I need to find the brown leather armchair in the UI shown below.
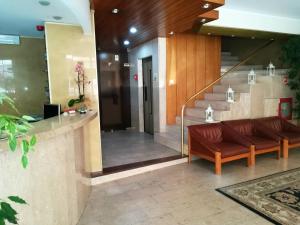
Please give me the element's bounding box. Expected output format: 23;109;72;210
223;119;281;165
188;123;254;175
256;116;300;158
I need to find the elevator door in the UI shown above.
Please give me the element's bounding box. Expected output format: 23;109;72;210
142;57;154;135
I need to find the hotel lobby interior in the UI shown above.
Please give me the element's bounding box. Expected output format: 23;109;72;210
0;0;300;225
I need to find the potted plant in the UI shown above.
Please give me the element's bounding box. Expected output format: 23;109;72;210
0;94;36;224
282;37;300;119
67;61;91;112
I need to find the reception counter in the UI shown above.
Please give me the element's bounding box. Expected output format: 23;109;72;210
0;111;98;225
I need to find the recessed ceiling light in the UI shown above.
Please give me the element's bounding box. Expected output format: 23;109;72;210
112;8;119;14
124;40;130;46
38;0;50;6
203;3;210;9
201;18;206;23
208;33;211;35
169;31;175;35
130;27;138;34
231;34;235;37
53;16;63;20
251;36;255;39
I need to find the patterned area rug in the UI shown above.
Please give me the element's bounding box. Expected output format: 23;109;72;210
217;168;300;225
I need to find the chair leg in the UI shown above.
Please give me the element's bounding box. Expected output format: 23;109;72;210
276;148;281;160
188;133;191;164
188;152;192;164
248;145;255;166
282;139;289;159
215;152;222;175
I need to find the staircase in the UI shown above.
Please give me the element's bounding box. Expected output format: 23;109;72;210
154;51;290;152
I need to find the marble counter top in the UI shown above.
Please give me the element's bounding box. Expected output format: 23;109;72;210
0;110;97;150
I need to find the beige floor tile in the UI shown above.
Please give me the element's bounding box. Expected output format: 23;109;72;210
78;150;300;225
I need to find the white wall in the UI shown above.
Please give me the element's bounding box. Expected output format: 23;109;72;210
128;38;166;133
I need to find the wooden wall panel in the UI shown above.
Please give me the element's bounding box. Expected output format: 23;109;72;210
176;35;187;116
166;34;221;125
166;37;177;124
186;35;196;107
196;35;206;100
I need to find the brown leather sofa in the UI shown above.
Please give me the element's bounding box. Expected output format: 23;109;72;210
188;123;254;175
223;119;281;165
256;116;300;158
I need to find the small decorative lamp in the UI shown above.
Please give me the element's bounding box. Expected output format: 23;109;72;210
205;104;214;123
226;85;235;103
267;62;276;76
248;69;256;85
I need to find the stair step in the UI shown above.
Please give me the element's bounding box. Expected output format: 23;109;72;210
220;77;249;85
213;84;250;93
221;61;240;66
222;69;288;77
221;55;239;61
176;116;220;126
221;65;264;73
205;93;240;101
154;126;189;152
195;100;231;110
221;52;231;56
185;107;227;120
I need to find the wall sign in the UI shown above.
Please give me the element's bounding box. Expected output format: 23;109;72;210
279;97;293;120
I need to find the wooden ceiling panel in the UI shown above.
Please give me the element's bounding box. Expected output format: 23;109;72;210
93;0;224;52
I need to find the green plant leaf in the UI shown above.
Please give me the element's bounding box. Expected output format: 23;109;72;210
0;202;17;216
21;155;28;169
0;217;4;225
68;99;76;107
8;196;26;205
21;140;29;154
29;136;37;147
0;202;18;223
8;137;17;152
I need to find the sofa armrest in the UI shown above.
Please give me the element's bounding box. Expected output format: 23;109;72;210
254;123;282;142
222;125;252;147
188;129;219;156
282;120;300;133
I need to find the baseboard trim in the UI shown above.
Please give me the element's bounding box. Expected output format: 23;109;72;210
91;157;188;186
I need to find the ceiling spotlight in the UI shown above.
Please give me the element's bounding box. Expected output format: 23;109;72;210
251;36;256;39
231;34;235;37
130;27;138;34
203;3;210;9
208;33;211;35
201;18;206;23
169;31;175;35
53;16;63;20
112;8;119;14
124;40;130;46
38;0;50;6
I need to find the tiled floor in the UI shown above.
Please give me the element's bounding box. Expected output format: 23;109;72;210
79;150;300;225
101;130;180;168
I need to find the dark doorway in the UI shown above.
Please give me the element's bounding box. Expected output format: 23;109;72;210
98;51;131;131
142;57;154;135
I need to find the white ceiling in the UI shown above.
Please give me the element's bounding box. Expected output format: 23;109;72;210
0;0;90;37
223;0;300;19
207;0;300;35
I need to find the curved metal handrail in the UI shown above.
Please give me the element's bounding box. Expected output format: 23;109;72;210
180;39;275;156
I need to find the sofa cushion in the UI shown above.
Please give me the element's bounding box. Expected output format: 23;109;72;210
281;131;300;144
223;120;253;136
192;124;223;144
260;118;282;132
246;135;279;150
215;142;249;158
